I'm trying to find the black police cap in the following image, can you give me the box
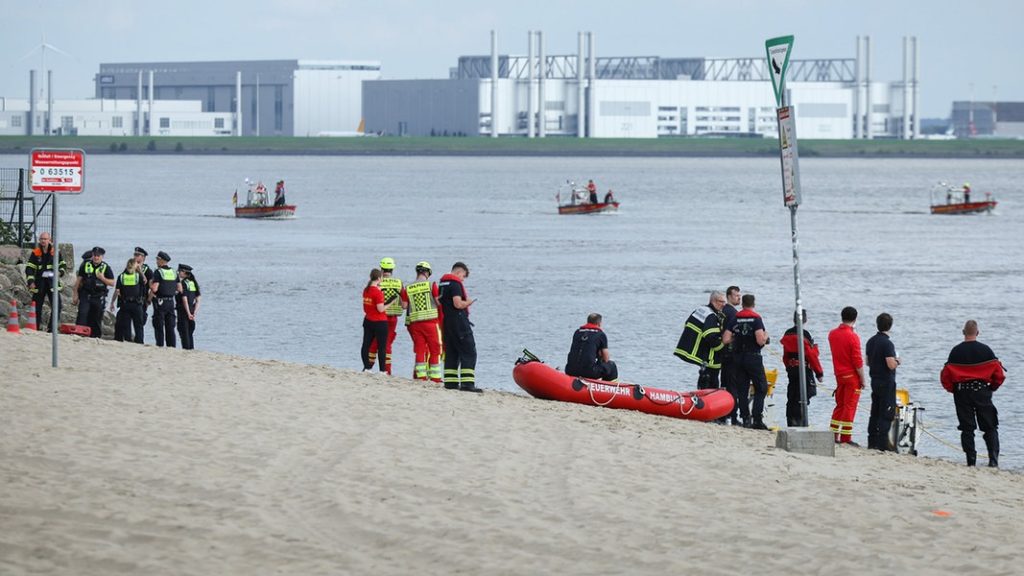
[177,263,192,272]
[91,246,105,256]
[157,251,171,262]
[135,246,148,257]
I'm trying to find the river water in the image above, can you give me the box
[5,153,1021,468]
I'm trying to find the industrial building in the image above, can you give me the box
[364,32,922,140]
[950,102,1024,138]
[95,59,381,136]
[0,70,234,137]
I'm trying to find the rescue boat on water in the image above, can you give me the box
[556,180,620,215]
[233,179,296,219]
[929,182,997,215]
[512,351,734,422]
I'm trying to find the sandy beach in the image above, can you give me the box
[2,330,1021,575]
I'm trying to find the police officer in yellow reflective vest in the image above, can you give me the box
[176,264,201,350]
[401,261,443,382]
[73,246,115,338]
[149,251,181,347]
[674,291,727,389]
[369,257,402,375]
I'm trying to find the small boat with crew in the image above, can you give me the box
[930,181,996,215]
[233,179,296,219]
[512,350,734,422]
[557,180,620,215]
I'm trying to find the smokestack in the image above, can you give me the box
[588,32,596,139]
[491,30,499,138]
[148,70,154,135]
[538,31,545,138]
[865,35,872,139]
[235,71,242,136]
[912,36,920,139]
[47,70,53,136]
[903,37,910,140]
[577,31,585,138]
[853,36,861,139]
[28,70,36,136]
[137,70,143,136]
[527,31,535,138]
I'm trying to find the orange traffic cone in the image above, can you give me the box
[25,307,38,331]
[6,300,20,334]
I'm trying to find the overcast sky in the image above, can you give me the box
[2,0,1021,118]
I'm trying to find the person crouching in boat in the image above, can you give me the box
[274,180,287,207]
[565,313,618,381]
[604,189,615,204]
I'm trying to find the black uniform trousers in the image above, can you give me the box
[152,297,177,347]
[361,318,388,371]
[867,377,897,451]
[953,387,999,465]
[443,322,477,389]
[720,353,742,420]
[734,352,769,424]
[76,293,105,338]
[785,366,817,427]
[177,310,196,350]
[115,302,145,344]
[32,288,59,332]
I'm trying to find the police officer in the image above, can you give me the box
[438,261,482,393]
[134,247,154,335]
[72,246,115,338]
[24,232,67,332]
[109,257,146,344]
[723,293,771,429]
[149,251,181,347]
[720,286,741,424]
[176,264,201,350]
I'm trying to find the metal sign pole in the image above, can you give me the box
[51,194,59,367]
[790,203,808,426]
[767,35,809,427]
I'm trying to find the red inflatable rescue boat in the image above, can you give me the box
[512,354,734,422]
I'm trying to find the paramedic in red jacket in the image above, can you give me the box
[940,320,1006,467]
[828,306,866,444]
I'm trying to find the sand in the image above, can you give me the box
[2,330,1021,575]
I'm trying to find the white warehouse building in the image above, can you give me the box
[364,33,921,140]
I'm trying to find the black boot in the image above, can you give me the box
[966,452,977,467]
[984,432,999,468]
[750,419,768,430]
[742,417,752,428]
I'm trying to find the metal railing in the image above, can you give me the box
[1,168,51,247]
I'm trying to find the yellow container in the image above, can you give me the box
[896,388,910,407]
[764,368,778,396]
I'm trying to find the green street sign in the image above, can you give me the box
[765,35,794,106]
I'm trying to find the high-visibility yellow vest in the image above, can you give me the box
[405,281,438,323]
[120,272,139,286]
[158,267,176,281]
[379,277,403,316]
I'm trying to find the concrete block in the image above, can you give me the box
[775,429,835,457]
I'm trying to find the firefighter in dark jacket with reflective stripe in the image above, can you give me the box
[109,258,146,344]
[723,293,771,429]
[73,246,115,338]
[24,232,67,331]
[438,261,482,393]
[176,264,201,350]
[149,251,181,347]
[940,320,1006,467]
[565,313,618,381]
[675,291,727,389]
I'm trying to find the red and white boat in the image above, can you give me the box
[556,180,620,215]
[234,204,296,219]
[512,354,734,422]
[233,179,296,219]
[929,182,997,215]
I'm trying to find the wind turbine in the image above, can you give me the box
[18,36,75,100]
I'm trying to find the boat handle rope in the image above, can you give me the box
[574,378,627,407]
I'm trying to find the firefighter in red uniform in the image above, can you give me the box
[828,306,866,444]
[940,319,1005,467]
[781,309,825,427]
[401,261,443,382]
[369,257,402,375]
